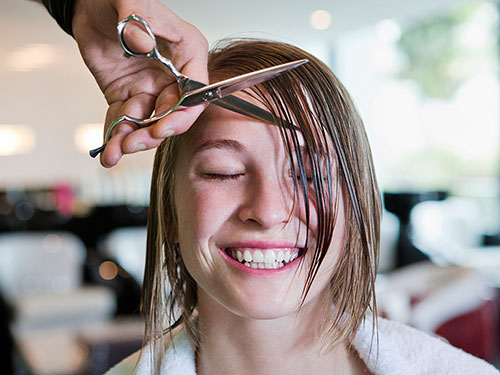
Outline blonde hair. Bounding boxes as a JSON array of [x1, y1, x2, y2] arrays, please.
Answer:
[[142, 39, 381, 372]]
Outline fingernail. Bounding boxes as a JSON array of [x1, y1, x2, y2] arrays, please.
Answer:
[[161, 129, 175, 138], [131, 143, 146, 153]]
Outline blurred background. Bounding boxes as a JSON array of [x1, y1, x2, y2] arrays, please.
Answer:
[[2, 0, 500, 373]]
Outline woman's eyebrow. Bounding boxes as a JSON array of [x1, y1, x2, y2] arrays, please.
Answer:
[[193, 139, 247, 155]]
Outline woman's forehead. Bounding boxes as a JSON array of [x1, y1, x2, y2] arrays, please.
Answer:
[[185, 98, 308, 150], [181, 105, 298, 152]]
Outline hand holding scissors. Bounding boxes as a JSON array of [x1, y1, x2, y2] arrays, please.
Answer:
[[89, 15, 306, 158]]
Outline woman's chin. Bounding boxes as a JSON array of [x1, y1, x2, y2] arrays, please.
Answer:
[[221, 294, 302, 321]]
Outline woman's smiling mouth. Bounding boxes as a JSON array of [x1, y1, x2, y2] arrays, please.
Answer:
[[221, 245, 304, 270]]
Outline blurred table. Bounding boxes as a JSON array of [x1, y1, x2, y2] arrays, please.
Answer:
[[15, 317, 144, 375]]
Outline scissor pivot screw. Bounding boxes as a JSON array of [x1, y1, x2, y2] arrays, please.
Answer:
[[202, 91, 216, 102]]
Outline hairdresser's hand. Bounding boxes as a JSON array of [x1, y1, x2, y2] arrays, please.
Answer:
[[72, 0, 208, 167]]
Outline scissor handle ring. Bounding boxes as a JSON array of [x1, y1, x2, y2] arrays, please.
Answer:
[[117, 14, 158, 58], [116, 14, 187, 82]]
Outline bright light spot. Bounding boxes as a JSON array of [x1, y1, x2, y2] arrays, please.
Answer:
[[0, 125, 36, 155], [43, 234, 62, 253], [310, 10, 332, 30], [99, 261, 118, 280], [5, 44, 58, 72], [74, 123, 102, 153], [373, 44, 400, 73], [376, 19, 401, 43], [459, 21, 489, 49], [476, 2, 498, 27]]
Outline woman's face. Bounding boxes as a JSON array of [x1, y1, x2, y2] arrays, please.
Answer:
[[173, 100, 346, 320]]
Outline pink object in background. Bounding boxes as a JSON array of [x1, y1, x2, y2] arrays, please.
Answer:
[[436, 296, 499, 362], [53, 183, 74, 217]]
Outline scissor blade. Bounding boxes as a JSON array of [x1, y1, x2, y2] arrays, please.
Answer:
[[181, 78, 299, 129], [181, 59, 308, 107], [218, 59, 308, 98], [215, 96, 300, 130]]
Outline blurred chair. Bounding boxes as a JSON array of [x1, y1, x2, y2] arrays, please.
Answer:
[[379, 210, 400, 273], [383, 198, 500, 362], [377, 261, 499, 362], [410, 197, 484, 264], [0, 231, 85, 300], [0, 231, 116, 375], [100, 226, 147, 285], [410, 197, 500, 285]]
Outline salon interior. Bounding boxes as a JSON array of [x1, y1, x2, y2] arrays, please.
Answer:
[[2, 0, 500, 373]]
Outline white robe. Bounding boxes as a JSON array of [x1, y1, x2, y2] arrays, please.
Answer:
[[105, 317, 499, 374]]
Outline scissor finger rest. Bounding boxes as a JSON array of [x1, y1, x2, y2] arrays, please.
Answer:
[[89, 103, 181, 158]]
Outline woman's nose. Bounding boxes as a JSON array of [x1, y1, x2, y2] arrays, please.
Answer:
[[238, 175, 292, 229]]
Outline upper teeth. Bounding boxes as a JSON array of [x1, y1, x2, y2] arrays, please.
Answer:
[[227, 248, 299, 268]]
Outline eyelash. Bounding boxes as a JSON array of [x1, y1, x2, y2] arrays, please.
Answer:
[[202, 172, 314, 182], [298, 176, 314, 183], [203, 173, 244, 181], [289, 170, 314, 183]]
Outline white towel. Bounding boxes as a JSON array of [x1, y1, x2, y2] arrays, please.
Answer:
[[107, 317, 500, 374], [354, 317, 499, 374]]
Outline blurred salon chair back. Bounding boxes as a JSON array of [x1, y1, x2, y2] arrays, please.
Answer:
[[0, 231, 116, 375], [398, 198, 499, 361], [379, 210, 400, 273], [100, 226, 147, 285], [0, 231, 115, 332], [377, 262, 498, 362], [0, 232, 84, 299], [410, 197, 484, 264]]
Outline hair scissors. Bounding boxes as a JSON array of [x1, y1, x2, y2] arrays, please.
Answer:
[[89, 14, 306, 158]]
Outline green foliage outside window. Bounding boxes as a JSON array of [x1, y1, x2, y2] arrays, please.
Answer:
[[397, 1, 497, 99]]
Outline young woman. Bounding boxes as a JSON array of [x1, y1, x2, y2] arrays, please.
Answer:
[[106, 40, 499, 375]]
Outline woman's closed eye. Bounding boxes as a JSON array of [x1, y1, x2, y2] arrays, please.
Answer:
[[289, 169, 314, 183], [298, 174, 314, 183], [195, 158, 245, 181], [202, 172, 244, 181]]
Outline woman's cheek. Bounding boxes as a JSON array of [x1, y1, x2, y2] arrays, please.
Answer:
[[177, 181, 237, 241], [295, 187, 319, 235]]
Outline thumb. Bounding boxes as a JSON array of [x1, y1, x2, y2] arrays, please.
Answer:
[[115, 1, 186, 45]]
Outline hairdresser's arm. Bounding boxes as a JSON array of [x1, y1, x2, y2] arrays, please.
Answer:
[[42, 0, 209, 167]]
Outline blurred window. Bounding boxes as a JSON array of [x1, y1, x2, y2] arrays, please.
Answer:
[[334, 0, 500, 232]]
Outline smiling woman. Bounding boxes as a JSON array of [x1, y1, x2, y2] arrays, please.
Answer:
[[137, 40, 379, 374], [106, 40, 499, 375]]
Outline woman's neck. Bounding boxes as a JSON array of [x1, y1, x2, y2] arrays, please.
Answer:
[[195, 290, 366, 375]]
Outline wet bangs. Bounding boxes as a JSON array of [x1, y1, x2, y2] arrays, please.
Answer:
[[208, 40, 380, 347], [209, 39, 342, 303], [141, 40, 381, 363]]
